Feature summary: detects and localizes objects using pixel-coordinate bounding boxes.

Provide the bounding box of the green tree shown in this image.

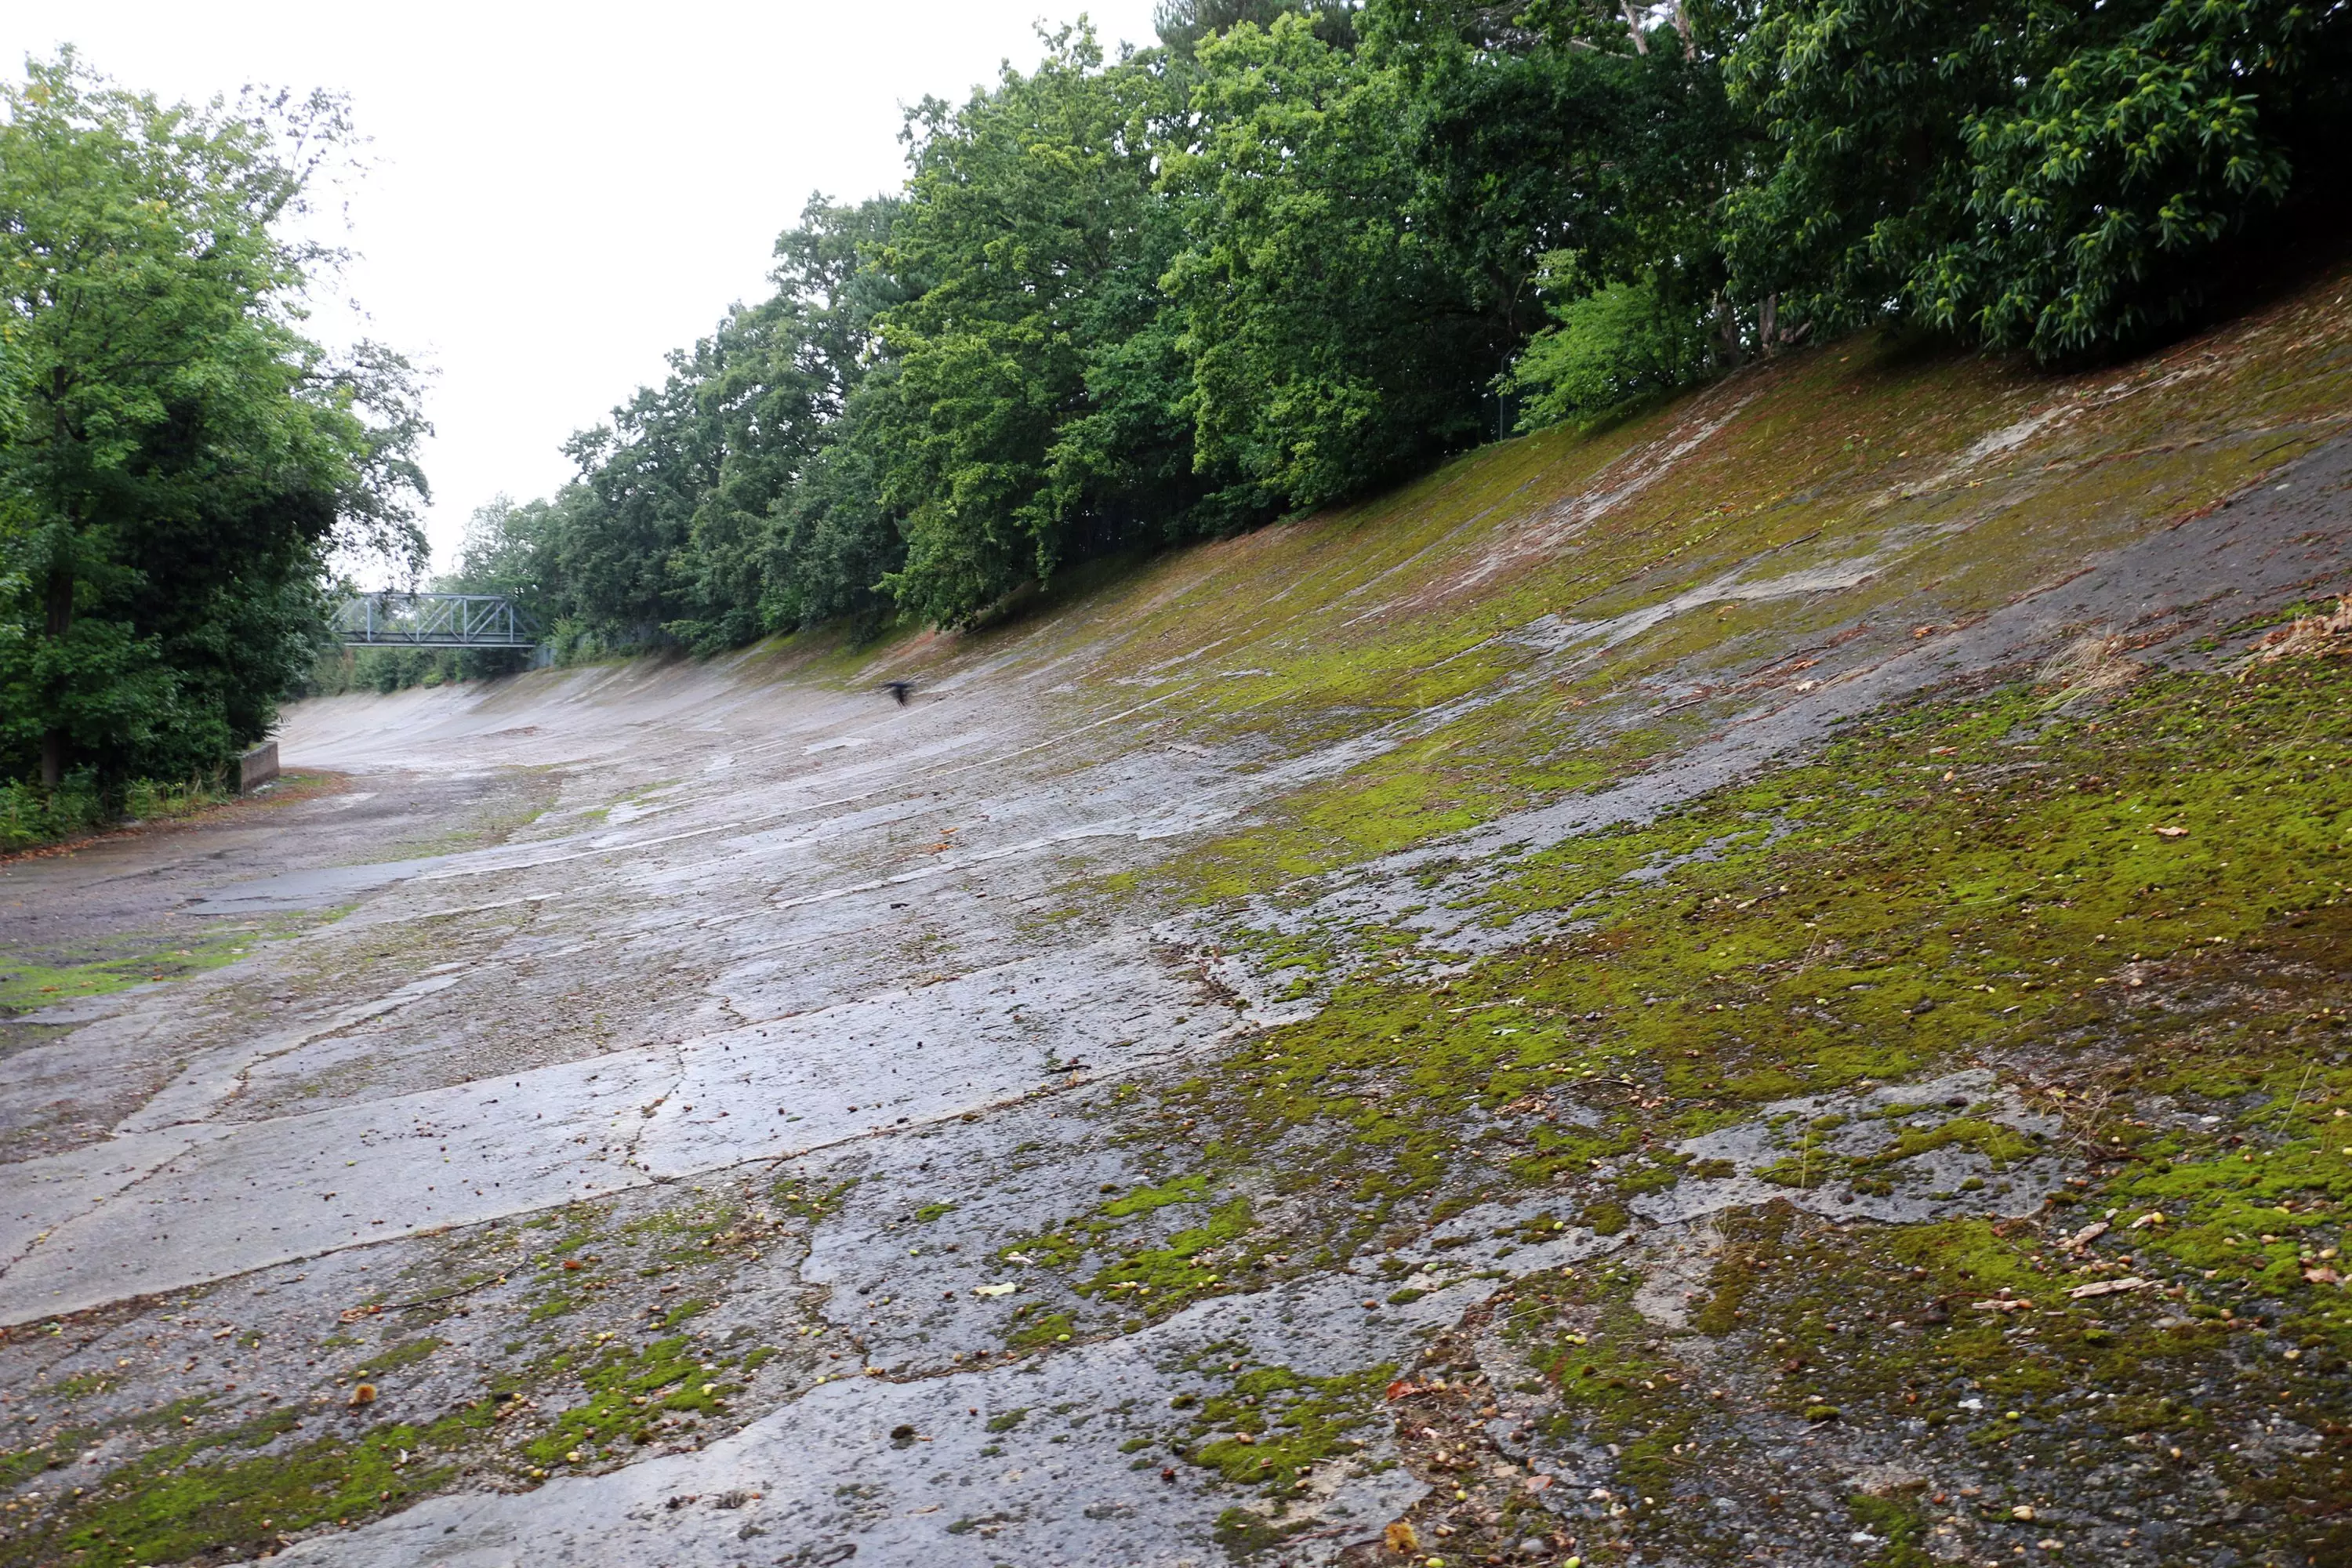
[1164,13,1492,511]
[763,371,906,636]
[447,494,561,607]
[0,52,425,794]
[1724,0,2352,358]
[1155,0,1362,56]
[873,26,1207,625]
[682,194,904,646]
[1371,0,1745,429]
[553,195,906,650]
[552,376,713,647]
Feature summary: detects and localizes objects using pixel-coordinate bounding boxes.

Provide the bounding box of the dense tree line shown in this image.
[0,53,426,828]
[7,0,2347,815]
[470,0,2344,655]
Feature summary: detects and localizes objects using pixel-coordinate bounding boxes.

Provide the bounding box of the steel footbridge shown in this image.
[331,592,539,649]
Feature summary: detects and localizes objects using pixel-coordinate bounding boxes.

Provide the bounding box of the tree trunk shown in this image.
[1759,292,1779,354]
[38,560,72,789]
[1671,0,1695,59]
[1621,0,1650,54]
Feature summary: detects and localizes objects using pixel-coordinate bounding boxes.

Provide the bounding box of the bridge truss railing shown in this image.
[330,592,540,649]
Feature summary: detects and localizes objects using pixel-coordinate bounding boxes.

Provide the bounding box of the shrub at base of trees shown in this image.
[0,773,237,855]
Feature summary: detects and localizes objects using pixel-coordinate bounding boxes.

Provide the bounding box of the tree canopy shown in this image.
[11,0,2348,805]
[494,0,2339,655]
[0,52,425,800]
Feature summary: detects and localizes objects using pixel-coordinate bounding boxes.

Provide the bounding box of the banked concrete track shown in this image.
[3,277,2350,1568]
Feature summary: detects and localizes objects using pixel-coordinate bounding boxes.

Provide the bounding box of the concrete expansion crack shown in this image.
[0,1128,209,1281]
[111,971,467,1138]
[622,1033,693,1181]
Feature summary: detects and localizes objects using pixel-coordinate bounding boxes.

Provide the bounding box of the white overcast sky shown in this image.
[7,2,1163,575]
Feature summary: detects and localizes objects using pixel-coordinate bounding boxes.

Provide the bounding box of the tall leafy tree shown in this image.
[1724,0,2352,358]
[0,53,425,793]
[684,195,904,646]
[1155,0,1363,55]
[873,26,1204,625]
[1164,13,1492,511]
[551,195,906,650]
[1373,0,1746,427]
[552,375,713,646]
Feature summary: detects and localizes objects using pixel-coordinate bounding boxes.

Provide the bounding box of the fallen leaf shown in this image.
[1385,1379,1419,1401]
[2305,1266,2343,1285]
[2129,1211,2166,1229]
[2063,1220,2111,1252]
[2152,826,2189,837]
[349,1384,376,1406]
[1524,1473,1552,1492]
[1970,1298,2034,1313]
[1384,1521,1419,1553]
[2067,1276,2149,1299]
[972,1283,1015,1298]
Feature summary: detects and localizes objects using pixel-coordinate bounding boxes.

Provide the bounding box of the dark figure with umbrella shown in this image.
[882,680,914,706]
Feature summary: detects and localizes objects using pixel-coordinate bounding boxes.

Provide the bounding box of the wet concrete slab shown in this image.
[0,938,1222,1324]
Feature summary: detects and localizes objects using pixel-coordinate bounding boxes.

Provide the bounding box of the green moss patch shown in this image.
[1,1403,487,1568]
[523,1334,739,1468]
[1181,1364,1391,1492]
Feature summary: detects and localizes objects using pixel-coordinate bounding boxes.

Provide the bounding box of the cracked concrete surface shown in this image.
[3,312,2349,1566]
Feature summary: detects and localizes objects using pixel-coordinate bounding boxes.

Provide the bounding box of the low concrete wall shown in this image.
[237,740,280,793]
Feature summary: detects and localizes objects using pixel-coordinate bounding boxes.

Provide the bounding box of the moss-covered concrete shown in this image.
[5,265,2351,1566]
[962,643,2350,1561]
